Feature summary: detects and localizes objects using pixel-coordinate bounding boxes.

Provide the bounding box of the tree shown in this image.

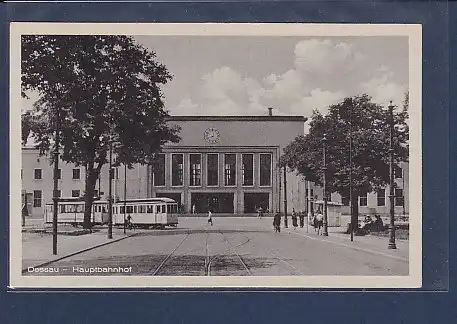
[21,35,181,229]
[280,94,409,220]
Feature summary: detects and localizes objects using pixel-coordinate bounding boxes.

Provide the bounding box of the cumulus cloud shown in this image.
[170,38,406,121]
[359,67,406,107]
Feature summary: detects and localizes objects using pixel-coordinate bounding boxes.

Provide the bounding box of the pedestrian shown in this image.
[192,204,196,214]
[316,210,324,235]
[299,210,305,228]
[207,209,213,226]
[126,214,133,230]
[273,211,281,233]
[292,208,298,230]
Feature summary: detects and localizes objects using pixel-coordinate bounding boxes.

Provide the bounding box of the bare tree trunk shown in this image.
[83,161,102,229]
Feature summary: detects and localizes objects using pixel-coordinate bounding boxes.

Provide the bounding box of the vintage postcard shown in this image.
[10,23,422,288]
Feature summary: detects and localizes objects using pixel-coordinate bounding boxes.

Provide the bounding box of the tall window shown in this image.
[153,154,165,186]
[242,154,254,186]
[259,153,272,186]
[72,190,80,197]
[34,169,42,180]
[224,154,236,186]
[394,166,403,179]
[190,154,201,186]
[359,193,368,207]
[72,168,80,180]
[395,188,404,207]
[207,154,219,186]
[377,189,386,206]
[171,154,184,186]
[33,190,42,207]
[341,195,349,206]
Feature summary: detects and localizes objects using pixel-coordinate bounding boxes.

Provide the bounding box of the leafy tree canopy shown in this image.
[280,94,409,199]
[21,35,181,228]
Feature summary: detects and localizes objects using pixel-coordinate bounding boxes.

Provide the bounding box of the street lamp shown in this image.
[388,101,397,249]
[52,108,60,255]
[107,138,113,240]
[322,133,328,236]
[283,166,288,228]
[348,102,354,242]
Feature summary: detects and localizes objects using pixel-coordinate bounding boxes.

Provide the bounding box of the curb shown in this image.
[22,232,139,274]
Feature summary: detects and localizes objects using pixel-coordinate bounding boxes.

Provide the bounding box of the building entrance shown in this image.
[191,193,234,214]
[244,193,270,213]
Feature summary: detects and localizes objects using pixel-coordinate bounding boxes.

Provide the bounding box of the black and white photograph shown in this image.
[10,23,422,288]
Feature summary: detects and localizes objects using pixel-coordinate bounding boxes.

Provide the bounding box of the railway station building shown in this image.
[21,109,409,219]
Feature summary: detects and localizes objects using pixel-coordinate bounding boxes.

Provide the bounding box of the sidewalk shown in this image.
[22,228,136,271]
[283,224,409,260]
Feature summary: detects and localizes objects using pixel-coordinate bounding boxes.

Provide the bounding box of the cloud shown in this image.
[294,39,365,74]
[359,67,406,107]
[170,39,406,124]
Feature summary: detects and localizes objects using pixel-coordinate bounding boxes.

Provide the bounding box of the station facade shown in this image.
[21,111,409,219]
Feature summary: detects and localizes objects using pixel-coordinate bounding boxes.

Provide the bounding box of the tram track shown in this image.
[206,231,252,276]
[236,232,305,276]
[149,232,191,275]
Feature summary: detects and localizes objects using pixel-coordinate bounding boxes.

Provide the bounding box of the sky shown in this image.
[22,35,409,132]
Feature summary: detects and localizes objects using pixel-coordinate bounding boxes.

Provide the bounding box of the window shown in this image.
[359,193,368,207]
[156,205,160,213]
[153,154,165,186]
[224,154,236,186]
[190,154,201,186]
[162,205,166,213]
[242,154,254,186]
[126,206,133,214]
[395,188,404,207]
[33,190,42,207]
[72,168,80,180]
[207,154,219,186]
[71,190,80,197]
[93,190,98,197]
[394,166,403,179]
[260,154,272,186]
[341,195,349,206]
[377,189,386,206]
[147,205,153,213]
[34,169,42,180]
[171,154,184,186]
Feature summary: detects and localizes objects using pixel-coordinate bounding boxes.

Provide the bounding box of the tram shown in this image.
[44,197,179,229]
[113,198,179,229]
[44,197,108,226]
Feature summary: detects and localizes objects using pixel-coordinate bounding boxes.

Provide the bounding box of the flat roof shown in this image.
[166,116,307,122]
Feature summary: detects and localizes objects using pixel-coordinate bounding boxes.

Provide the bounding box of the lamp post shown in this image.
[283,166,288,228]
[348,102,355,242]
[52,108,60,255]
[388,101,397,249]
[123,163,127,234]
[322,134,328,236]
[107,140,113,239]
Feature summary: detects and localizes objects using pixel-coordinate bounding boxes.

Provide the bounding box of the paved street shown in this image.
[23,217,409,276]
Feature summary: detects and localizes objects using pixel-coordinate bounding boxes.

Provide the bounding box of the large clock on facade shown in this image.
[204,128,220,144]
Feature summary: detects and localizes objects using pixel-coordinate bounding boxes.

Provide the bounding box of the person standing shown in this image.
[292,208,298,230]
[192,204,196,214]
[273,211,281,233]
[207,209,213,226]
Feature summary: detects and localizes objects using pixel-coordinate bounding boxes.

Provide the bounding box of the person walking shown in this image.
[316,210,324,235]
[299,210,305,228]
[192,204,196,214]
[207,209,213,226]
[273,211,281,233]
[292,208,298,230]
